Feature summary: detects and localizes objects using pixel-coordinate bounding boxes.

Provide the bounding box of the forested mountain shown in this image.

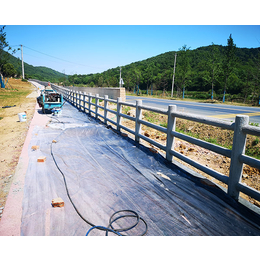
[67,44,260,103]
[3,43,260,103]
[3,50,66,82]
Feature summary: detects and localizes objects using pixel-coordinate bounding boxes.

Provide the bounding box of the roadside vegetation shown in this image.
[121,106,260,159]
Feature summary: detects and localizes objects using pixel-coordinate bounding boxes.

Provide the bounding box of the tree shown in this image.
[2,63,17,77]
[176,45,191,99]
[222,34,237,102]
[0,26,18,88]
[133,67,142,94]
[97,75,104,87]
[144,62,156,94]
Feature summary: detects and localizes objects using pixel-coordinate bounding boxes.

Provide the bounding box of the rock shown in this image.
[253,200,260,208]
[179,144,186,149]
[149,147,158,154]
[188,147,196,152]
[242,174,248,179]
[144,131,150,137]
[160,135,167,141]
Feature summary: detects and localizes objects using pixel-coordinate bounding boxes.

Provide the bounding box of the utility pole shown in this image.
[119,67,122,88]
[171,53,177,98]
[21,44,24,79]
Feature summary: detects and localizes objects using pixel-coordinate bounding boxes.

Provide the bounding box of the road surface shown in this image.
[126,96,260,124]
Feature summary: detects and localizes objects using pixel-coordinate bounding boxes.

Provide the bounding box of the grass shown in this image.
[122,106,131,115]
[0,79,34,118]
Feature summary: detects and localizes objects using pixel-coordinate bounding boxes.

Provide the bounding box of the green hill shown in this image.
[67,45,260,103]
[3,50,66,82]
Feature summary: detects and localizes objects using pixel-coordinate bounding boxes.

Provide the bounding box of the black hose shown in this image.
[50,136,148,236]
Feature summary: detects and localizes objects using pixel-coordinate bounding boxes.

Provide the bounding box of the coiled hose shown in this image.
[50,134,148,236]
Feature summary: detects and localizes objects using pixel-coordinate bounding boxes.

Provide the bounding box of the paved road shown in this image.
[126,96,260,124]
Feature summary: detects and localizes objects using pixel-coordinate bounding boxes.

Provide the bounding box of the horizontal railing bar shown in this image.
[138,133,166,151]
[139,119,167,134]
[97,113,104,119]
[240,154,260,169]
[119,124,135,135]
[140,104,168,115]
[119,101,136,107]
[170,149,229,184]
[119,112,135,122]
[96,104,105,109]
[171,111,235,130]
[242,125,260,137]
[106,118,117,125]
[107,98,117,103]
[172,130,232,158]
[237,182,260,202]
[106,108,117,115]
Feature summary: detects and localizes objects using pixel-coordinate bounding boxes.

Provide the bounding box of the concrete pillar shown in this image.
[117,97,122,131]
[166,105,177,162]
[135,100,142,143]
[228,115,249,200]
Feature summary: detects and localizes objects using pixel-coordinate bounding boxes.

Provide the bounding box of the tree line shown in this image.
[65,35,260,104]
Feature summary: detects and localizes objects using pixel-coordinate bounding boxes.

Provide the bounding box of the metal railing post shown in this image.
[228,115,249,200]
[135,100,142,143]
[117,97,122,131]
[166,105,177,162]
[95,94,99,119]
[104,95,108,125]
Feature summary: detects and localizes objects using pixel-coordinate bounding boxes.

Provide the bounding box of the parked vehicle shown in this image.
[37,88,63,113]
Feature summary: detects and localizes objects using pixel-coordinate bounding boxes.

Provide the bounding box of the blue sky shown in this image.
[1,1,260,76]
[4,25,260,76]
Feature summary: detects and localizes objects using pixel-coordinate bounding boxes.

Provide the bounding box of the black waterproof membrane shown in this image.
[21,102,260,235]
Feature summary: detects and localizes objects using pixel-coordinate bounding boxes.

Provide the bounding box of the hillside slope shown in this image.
[3,51,66,82]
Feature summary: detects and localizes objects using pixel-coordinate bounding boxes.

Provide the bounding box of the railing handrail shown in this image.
[50,84,260,206]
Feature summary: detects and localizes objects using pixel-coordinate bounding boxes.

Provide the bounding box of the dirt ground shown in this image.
[0,82,260,220]
[0,79,37,215]
[119,106,260,208]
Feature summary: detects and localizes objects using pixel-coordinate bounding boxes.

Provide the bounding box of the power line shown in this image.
[23,45,105,70]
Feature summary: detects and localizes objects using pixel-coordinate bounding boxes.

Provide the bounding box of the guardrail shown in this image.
[51,84,260,205]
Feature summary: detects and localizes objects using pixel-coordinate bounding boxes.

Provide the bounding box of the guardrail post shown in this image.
[135,100,142,143]
[95,94,99,119]
[166,105,177,162]
[88,93,92,115]
[104,95,108,124]
[228,115,249,200]
[117,97,122,131]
